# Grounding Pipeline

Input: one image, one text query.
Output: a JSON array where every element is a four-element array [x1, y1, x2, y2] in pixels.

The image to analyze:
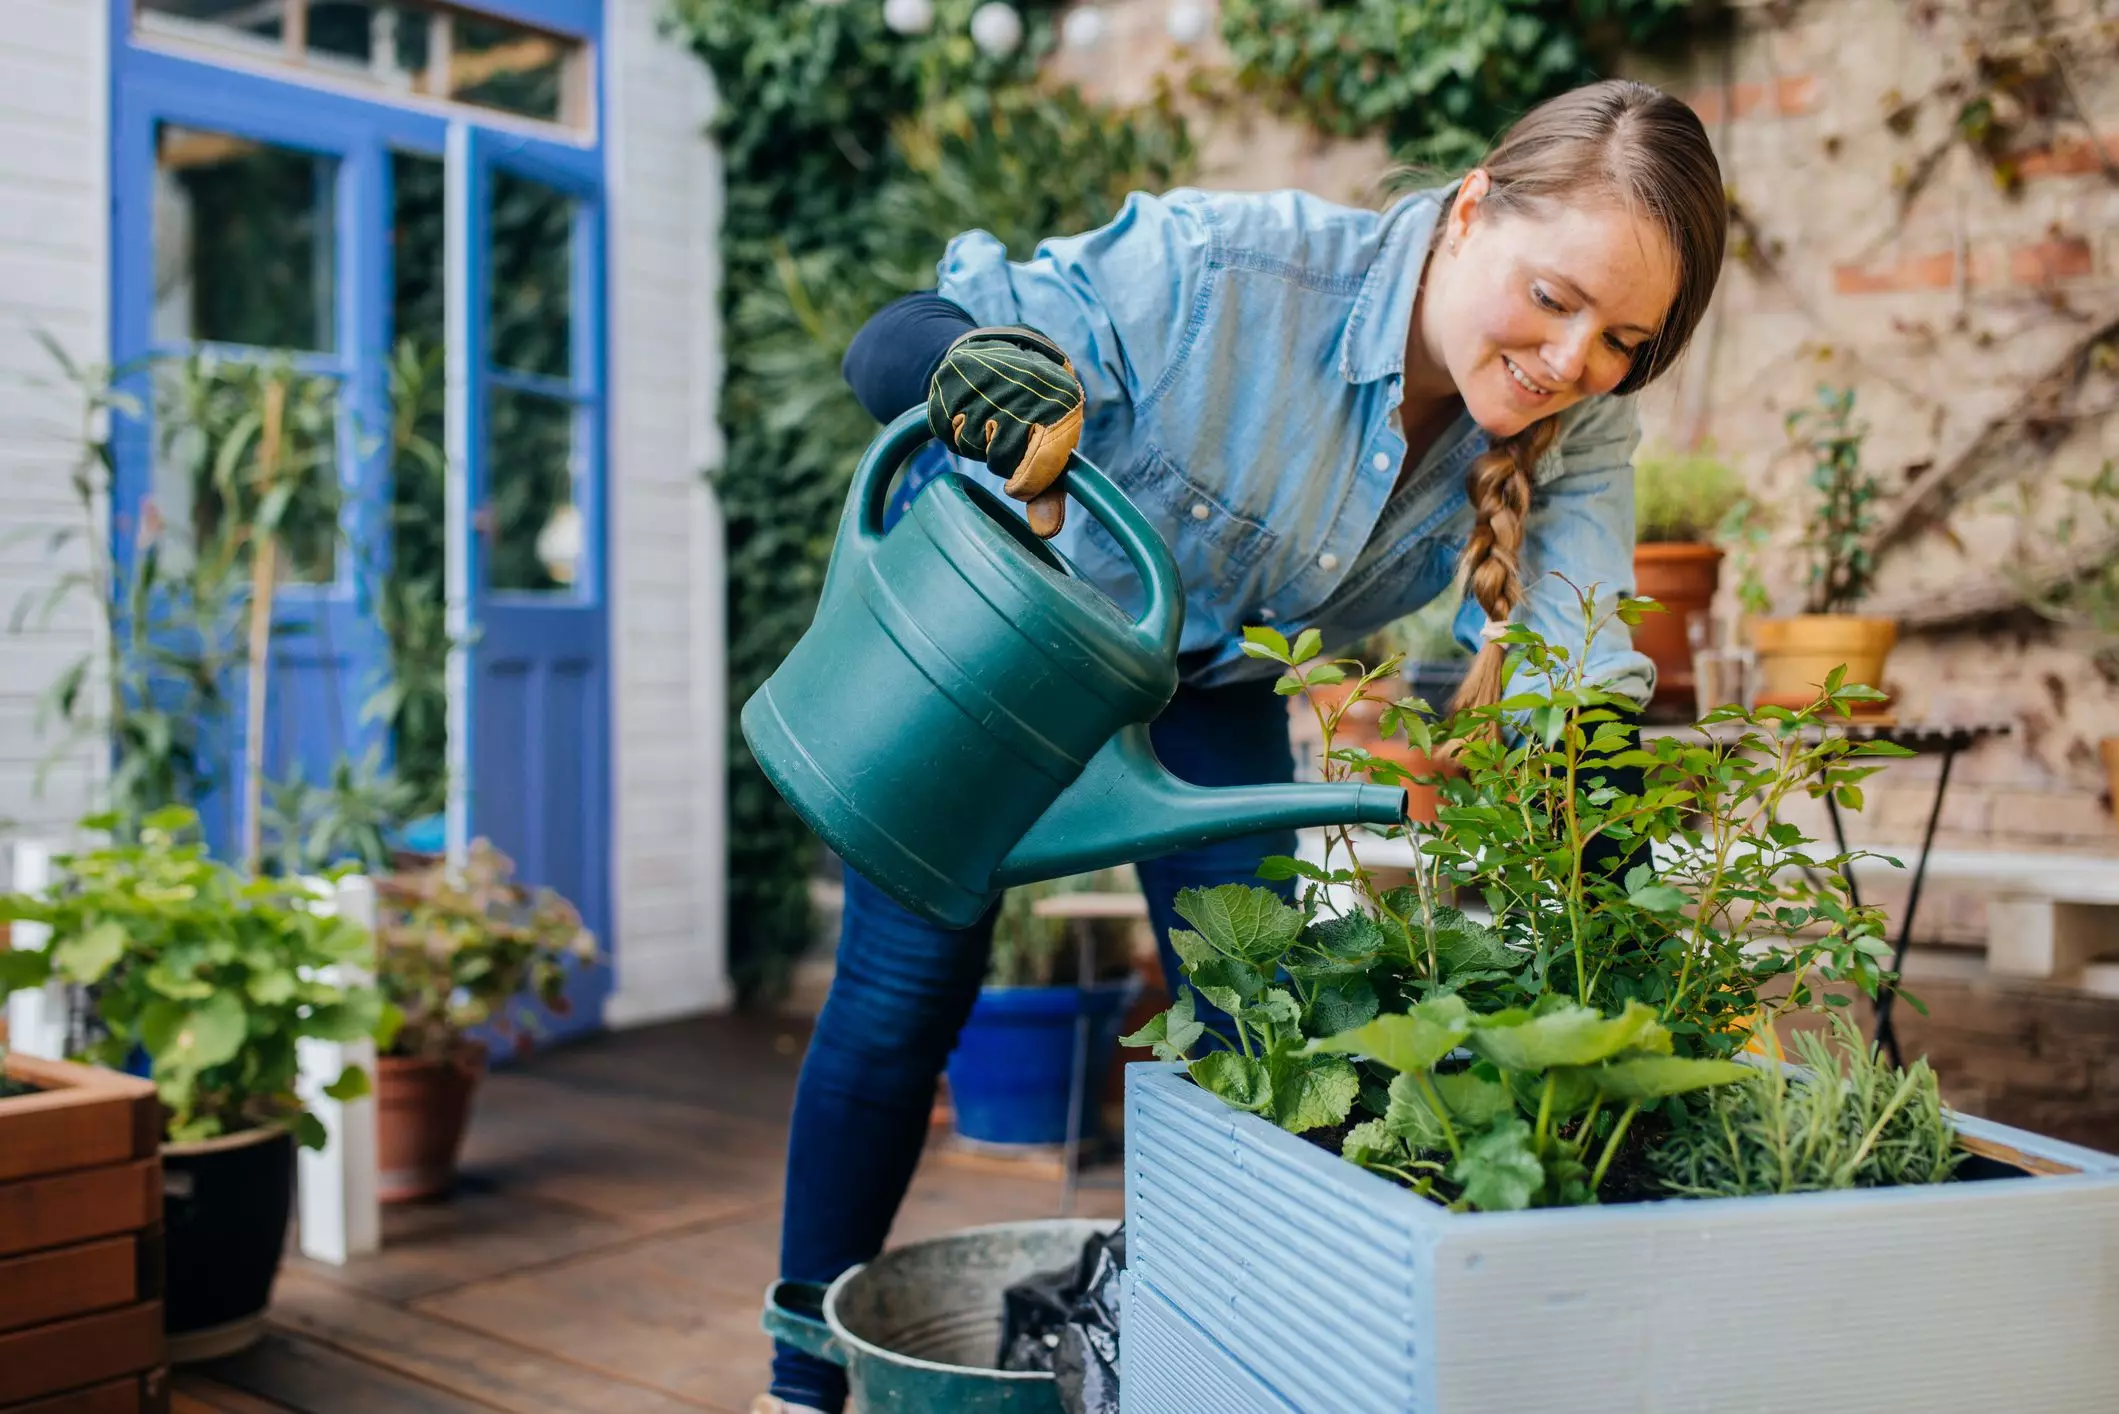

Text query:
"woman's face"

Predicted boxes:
[[1421, 171, 1681, 438]]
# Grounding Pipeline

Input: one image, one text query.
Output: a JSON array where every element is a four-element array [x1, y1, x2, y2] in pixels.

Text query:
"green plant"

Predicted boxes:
[[2006, 459, 2119, 672], [1124, 582, 1916, 1211], [672, 0, 1194, 1001], [261, 747, 425, 878], [1789, 385, 1887, 614], [1214, 0, 1702, 170], [1649, 1012, 1961, 1197], [1633, 446, 1746, 545], [373, 840, 599, 1062], [0, 808, 390, 1148]]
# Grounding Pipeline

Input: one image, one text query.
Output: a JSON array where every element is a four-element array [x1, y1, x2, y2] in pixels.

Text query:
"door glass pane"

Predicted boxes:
[[138, 0, 288, 51], [149, 358, 341, 586], [154, 124, 336, 351], [488, 172, 573, 379], [388, 151, 448, 810], [486, 388, 580, 594], [452, 14, 570, 123]]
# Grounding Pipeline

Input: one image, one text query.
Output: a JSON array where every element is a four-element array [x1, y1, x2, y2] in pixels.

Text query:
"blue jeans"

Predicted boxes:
[[769, 676, 1297, 1408]]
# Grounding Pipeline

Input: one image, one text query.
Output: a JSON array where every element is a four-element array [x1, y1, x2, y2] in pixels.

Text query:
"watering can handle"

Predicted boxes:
[[835, 408, 1184, 661], [761, 1280, 847, 1367]]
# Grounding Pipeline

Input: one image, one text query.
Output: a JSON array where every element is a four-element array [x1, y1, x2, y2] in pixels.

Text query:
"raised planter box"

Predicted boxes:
[[0, 1056, 166, 1412], [1123, 1062, 2119, 1414]]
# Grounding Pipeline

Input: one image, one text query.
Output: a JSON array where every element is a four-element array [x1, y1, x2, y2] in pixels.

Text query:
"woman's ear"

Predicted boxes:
[[1447, 169, 1493, 251]]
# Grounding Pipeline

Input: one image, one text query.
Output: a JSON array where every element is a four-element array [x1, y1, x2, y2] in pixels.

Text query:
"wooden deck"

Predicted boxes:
[[171, 1017, 1124, 1413]]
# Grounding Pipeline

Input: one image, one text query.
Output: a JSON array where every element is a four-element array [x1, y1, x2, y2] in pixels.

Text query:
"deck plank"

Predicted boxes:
[[189, 1331, 495, 1414]]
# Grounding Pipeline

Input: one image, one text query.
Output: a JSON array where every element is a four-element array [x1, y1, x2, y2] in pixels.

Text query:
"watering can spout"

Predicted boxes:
[[991, 724, 1408, 891]]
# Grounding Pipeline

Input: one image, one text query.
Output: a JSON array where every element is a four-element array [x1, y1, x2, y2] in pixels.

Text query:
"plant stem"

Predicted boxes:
[[1414, 1071, 1462, 1161], [1534, 1071, 1556, 1155], [1589, 1101, 1641, 1193]]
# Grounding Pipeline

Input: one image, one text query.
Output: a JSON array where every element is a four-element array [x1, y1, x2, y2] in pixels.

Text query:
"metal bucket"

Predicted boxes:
[[762, 1218, 1117, 1413]]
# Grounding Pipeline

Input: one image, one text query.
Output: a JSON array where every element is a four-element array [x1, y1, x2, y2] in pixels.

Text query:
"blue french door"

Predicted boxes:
[[111, 60, 414, 852], [449, 125, 611, 1040]]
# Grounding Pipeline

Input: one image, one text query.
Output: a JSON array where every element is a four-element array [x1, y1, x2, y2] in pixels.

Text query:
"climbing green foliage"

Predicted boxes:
[[671, 0, 1193, 1001], [1215, 0, 1705, 169]]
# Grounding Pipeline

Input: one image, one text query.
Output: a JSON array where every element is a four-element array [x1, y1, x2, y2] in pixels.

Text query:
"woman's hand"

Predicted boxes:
[[926, 326, 1084, 537]]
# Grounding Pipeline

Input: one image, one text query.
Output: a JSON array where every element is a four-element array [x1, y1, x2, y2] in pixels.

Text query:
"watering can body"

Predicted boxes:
[[740, 410, 1404, 929]]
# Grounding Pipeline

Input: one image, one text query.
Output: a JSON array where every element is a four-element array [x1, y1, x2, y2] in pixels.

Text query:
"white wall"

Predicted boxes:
[[0, 1, 108, 855], [601, 0, 730, 1024]]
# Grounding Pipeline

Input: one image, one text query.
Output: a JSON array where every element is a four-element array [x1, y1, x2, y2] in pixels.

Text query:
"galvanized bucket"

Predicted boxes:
[[761, 1218, 1117, 1413]]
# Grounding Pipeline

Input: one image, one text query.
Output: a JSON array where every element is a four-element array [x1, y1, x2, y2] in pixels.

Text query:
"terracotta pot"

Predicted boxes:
[[2102, 737, 2119, 820], [1306, 682, 1461, 823], [1632, 543, 1724, 711], [377, 1047, 484, 1203], [1750, 614, 1898, 712]]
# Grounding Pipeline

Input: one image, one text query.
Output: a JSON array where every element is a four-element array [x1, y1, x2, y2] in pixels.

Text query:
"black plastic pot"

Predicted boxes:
[[162, 1124, 295, 1362]]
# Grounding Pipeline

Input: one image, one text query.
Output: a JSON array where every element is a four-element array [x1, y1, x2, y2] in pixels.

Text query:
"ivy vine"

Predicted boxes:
[[672, 1, 1193, 1001], [1215, 0, 1706, 166]]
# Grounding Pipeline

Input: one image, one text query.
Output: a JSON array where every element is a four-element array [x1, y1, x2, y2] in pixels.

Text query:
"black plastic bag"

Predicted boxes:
[[998, 1224, 1124, 1414]]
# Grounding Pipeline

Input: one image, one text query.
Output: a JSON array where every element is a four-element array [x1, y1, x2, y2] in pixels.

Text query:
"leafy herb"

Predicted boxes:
[[1633, 446, 1747, 546], [1648, 1012, 1962, 1198], [0, 809, 393, 1148], [1789, 385, 1887, 614]]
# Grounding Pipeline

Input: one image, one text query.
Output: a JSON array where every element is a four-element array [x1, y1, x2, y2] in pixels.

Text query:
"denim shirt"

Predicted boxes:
[[930, 182, 1654, 704]]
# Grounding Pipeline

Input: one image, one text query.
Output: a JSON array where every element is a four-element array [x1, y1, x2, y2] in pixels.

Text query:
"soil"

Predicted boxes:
[[1300, 1110, 1677, 1208], [0, 1075, 39, 1100]]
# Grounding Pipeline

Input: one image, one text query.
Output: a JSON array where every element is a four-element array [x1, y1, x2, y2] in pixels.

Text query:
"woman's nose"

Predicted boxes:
[[1542, 328, 1590, 386]]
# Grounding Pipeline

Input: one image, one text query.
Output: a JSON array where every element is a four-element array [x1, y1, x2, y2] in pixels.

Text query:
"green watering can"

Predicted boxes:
[[740, 409, 1406, 929]]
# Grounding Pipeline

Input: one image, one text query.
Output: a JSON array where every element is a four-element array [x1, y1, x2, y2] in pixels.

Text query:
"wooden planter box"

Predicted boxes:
[[0, 1055, 167, 1413], [1123, 1062, 2119, 1414]]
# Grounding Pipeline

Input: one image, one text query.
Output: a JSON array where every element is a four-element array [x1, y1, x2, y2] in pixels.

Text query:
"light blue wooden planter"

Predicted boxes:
[[1123, 1062, 2119, 1414]]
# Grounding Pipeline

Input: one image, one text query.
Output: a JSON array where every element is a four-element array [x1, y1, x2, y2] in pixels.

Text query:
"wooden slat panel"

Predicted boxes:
[[0, 1059, 159, 1184], [3, 1368, 168, 1414], [0, 1303, 163, 1406], [0, 1160, 161, 1259], [0, 1235, 137, 1333]]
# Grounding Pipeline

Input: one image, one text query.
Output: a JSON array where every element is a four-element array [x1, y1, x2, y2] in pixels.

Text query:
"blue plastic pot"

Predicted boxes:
[[944, 978, 1140, 1145]]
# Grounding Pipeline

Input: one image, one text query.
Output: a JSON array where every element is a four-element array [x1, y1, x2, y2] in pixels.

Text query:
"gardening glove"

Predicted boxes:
[[927, 325, 1085, 538]]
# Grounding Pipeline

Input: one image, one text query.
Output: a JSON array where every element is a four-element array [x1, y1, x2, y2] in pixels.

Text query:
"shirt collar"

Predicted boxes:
[[1338, 182, 1458, 386]]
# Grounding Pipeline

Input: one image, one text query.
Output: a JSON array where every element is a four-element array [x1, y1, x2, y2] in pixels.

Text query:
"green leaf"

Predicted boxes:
[[1307, 911, 1389, 962], [1241, 987, 1301, 1031], [247, 970, 297, 1006], [53, 921, 128, 985], [1342, 1118, 1404, 1167], [1121, 988, 1206, 1062], [1626, 881, 1690, 914], [1432, 1069, 1517, 1129], [1189, 1051, 1271, 1113], [322, 1064, 371, 1102], [144, 961, 214, 1001], [1306, 975, 1380, 1037], [1383, 1071, 1450, 1149], [1305, 994, 1472, 1073], [1468, 1001, 1670, 1071], [1430, 909, 1515, 976], [1269, 1055, 1359, 1134], [1587, 1055, 1754, 1103], [292, 1111, 329, 1151], [1240, 625, 1291, 661], [1173, 886, 1305, 965], [1290, 627, 1323, 663], [166, 990, 247, 1072], [1451, 1116, 1544, 1212], [0, 947, 53, 995]]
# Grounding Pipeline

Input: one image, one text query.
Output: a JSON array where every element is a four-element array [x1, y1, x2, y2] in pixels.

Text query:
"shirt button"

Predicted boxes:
[[1371, 452, 1391, 472], [1190, 502, 1211, 521], [1318, 553, 1340, 572]]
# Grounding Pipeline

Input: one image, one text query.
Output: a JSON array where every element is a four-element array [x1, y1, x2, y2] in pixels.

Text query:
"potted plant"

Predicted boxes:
[[1117, 596, 2119, 1408], [0, 808, 390, 1363], [1750, 384, 1897, 712], [944, 870, 1141, 1147], [1631, 445, 1745, 714], [2005, 460, 2119, 817], [370, 840, 598, 1202]]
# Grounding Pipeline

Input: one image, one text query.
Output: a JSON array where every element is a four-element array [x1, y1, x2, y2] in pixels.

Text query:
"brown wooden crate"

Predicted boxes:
[[2, 1367, 169, 1414], [0, 1161, 162, 1261], [0, 1236, 138, 1334], [0, 1303, 164, 1406], [0, 1059, 160, 1185]]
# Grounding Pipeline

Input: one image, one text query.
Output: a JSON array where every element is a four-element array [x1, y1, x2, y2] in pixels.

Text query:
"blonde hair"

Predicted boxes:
[[1445, 80, 1727, 713]]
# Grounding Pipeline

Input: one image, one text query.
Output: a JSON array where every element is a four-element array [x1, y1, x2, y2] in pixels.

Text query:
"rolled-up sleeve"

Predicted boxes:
[[934, 189, 1214, 439], [1454, 396, 1655, 706]]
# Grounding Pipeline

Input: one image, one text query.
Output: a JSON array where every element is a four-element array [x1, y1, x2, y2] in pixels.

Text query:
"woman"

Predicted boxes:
[[758, 78, 1726, 1414]]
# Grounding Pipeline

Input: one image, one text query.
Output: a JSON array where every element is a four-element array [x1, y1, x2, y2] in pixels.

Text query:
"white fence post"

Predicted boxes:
[[5, 842, 68, 1060], [294, 873, 381, 1264]]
